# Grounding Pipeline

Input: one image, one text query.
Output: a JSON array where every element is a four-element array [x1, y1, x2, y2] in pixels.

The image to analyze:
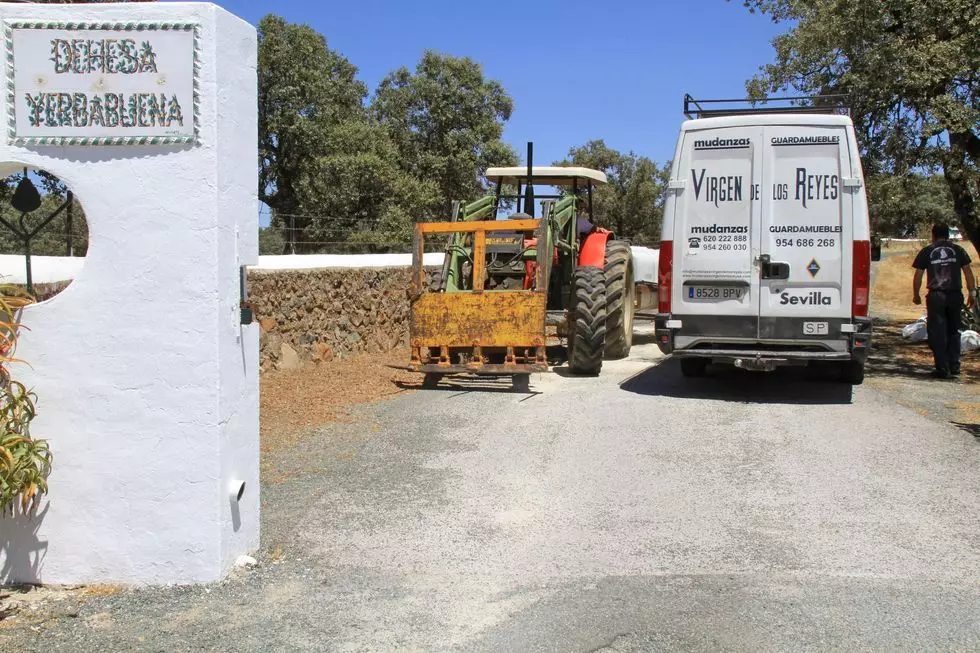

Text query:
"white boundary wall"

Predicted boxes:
[[0, 3, 259, 584], [1, 248, 660, 280]]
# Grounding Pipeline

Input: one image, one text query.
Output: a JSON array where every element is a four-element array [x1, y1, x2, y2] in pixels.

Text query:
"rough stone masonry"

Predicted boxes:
[[248, 267, 430, 372]]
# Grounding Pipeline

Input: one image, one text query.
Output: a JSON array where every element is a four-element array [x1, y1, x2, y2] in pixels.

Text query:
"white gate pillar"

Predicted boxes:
[[0, 3, 259, 584]]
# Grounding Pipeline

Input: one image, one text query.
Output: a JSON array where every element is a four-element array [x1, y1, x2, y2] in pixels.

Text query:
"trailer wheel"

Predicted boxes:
[[568, 266, 607, 376], [603, 239, 634, 359]]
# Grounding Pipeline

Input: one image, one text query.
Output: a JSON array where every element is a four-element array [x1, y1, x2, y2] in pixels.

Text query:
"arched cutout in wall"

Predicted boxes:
[[0, 165, 88, 302]]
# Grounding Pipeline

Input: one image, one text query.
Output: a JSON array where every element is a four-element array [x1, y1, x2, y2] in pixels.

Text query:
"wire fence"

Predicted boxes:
[[265, 210, 667, 255], [262, 221, 450, 255]]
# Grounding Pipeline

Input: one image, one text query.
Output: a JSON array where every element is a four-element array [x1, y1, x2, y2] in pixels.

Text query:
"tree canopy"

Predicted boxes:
[[372, 51, 518, 221], [555, 140, 669, 245], [258, 15, 401, 253], [259, 18, 518, 253], [738, 0, 980, 248]]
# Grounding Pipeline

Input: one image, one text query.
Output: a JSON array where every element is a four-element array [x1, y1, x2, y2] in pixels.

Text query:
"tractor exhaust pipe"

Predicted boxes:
[[524, 142, 534, 218]]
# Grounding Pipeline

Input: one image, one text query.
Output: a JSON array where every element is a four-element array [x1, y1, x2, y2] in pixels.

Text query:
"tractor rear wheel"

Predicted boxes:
[[568, 266, 607, 376], [603, 240, 634, 359]]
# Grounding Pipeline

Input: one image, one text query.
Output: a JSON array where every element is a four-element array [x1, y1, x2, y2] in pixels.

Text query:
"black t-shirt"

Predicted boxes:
[[912, 240, 972, 291]]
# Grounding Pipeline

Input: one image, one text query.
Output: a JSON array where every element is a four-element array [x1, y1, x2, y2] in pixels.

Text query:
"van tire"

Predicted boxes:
[[603, 240, 634, 359], [839, 360, 864, 385], [680, 357, 708, 378], [568, 266, 606, 376]]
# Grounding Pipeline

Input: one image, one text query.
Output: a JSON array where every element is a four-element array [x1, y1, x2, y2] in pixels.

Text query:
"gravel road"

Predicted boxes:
[[4, 325, 979, 652]]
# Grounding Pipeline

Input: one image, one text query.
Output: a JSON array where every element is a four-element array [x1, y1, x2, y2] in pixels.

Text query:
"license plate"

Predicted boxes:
[[687, 286, 744, 301], [803, 321, 829, 335]]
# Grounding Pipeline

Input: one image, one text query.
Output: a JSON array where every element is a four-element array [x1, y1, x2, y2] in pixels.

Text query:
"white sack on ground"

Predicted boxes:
[[961, 330, 980, 352], [902, 317, 928, 342]]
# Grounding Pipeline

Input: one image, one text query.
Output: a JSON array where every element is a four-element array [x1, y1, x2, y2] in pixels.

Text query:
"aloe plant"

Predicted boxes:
[[0, 285, 49, 517]]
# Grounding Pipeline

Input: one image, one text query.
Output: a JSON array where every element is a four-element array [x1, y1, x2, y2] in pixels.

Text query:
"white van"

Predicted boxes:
[[655, 102, 875, 384]]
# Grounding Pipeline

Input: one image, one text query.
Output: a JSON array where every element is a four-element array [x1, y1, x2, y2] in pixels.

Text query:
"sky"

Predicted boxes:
[[200, 0, 788, 225]]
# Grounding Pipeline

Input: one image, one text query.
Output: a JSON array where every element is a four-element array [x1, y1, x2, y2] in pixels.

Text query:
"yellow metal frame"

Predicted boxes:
[[409, 219, 552, 374]]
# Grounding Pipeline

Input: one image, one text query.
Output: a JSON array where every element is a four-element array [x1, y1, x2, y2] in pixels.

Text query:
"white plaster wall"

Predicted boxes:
[[0, 254, 84, 284], [215, 10, 259, 572], [254, 253, 446, 270], [0, 254, 449, 281], [0, 3, 259, 584]]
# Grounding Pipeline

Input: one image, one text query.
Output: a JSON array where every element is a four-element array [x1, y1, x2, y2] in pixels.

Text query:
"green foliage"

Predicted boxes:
[[737, 0, 980, 249], [372, 51, 518, 222], [867, 173, 958, 237], [555, 140, 669, 244], [258, 226, 285, 255], [0, 286, 49, 517], [258, 15, 392, 252]]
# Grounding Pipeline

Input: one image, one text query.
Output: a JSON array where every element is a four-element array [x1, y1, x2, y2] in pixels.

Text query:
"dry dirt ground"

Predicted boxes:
[[259, 351, 422, 481]]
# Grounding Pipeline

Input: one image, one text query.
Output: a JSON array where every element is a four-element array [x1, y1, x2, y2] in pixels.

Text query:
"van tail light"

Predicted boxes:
[[852, 240, 871, 317], [658, 240, 673, 314]]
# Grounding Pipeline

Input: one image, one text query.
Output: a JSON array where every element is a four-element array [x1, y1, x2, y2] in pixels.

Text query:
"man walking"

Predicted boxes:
[[912, 224, 977, 378]]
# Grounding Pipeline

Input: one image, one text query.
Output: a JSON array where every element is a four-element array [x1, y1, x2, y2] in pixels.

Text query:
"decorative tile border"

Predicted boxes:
[[4, 21, 200, 147]]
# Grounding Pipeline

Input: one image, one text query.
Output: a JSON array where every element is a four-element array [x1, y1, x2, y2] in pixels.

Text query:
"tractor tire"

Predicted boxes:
[[603, 239, 635, 359], [568, 266, 607, 376]]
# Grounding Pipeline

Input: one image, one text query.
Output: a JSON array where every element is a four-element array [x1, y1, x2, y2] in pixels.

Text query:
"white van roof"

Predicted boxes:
[[680, 114, 854, 132]]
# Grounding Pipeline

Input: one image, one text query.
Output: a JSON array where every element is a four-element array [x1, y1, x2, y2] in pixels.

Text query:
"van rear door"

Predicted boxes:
[[759, 126, 851, 339], [672, 128, 761, 339]]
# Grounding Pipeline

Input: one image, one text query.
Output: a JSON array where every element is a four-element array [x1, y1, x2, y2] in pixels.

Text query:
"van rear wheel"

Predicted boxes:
[[680, 357, 708, 378], [839, 360, 864, 385]]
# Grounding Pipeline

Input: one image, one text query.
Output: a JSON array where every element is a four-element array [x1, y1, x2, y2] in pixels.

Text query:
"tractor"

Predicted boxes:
[[407, 143, 657, 385]]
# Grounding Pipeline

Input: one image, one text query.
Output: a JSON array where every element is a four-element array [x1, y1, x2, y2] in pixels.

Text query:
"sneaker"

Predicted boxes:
[[951, 367, 961, 376], [932, 369, 952, 379]]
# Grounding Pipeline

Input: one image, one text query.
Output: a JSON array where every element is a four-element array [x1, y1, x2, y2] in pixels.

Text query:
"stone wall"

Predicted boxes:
[[249, 267, 427, 371]]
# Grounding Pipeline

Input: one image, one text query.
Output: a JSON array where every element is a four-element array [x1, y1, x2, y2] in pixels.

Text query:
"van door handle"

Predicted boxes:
[[759, 255, 790, 280]]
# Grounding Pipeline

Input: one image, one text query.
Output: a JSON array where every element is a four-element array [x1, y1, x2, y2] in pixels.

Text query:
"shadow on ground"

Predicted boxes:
[[867, 320, 980, 383], [395, 374, 542, 396], [952, 422, 980, 438], [620, 358, 854, 405]]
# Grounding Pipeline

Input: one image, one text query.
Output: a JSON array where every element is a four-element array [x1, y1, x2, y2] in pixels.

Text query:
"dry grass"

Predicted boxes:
[[871, 320, 980, 384], [873, 239, 979, 321], [259, 348, 423, 458], [950, 400, 980, 423], [79, 585, 123, 598]]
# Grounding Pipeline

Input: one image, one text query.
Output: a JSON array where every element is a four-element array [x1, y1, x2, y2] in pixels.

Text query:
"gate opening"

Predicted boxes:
[[0, 165, 88, 301]]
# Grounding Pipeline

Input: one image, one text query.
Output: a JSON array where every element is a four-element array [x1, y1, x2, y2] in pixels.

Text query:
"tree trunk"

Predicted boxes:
[[944, 132, 980, 253]]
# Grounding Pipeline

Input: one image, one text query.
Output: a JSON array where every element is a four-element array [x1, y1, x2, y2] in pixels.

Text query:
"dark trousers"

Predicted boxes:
[[926, 290, 963, 373]]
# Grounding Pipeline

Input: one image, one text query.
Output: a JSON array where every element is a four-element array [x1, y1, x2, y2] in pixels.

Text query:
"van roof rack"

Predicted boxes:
[[683, 94, 850, 120]]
